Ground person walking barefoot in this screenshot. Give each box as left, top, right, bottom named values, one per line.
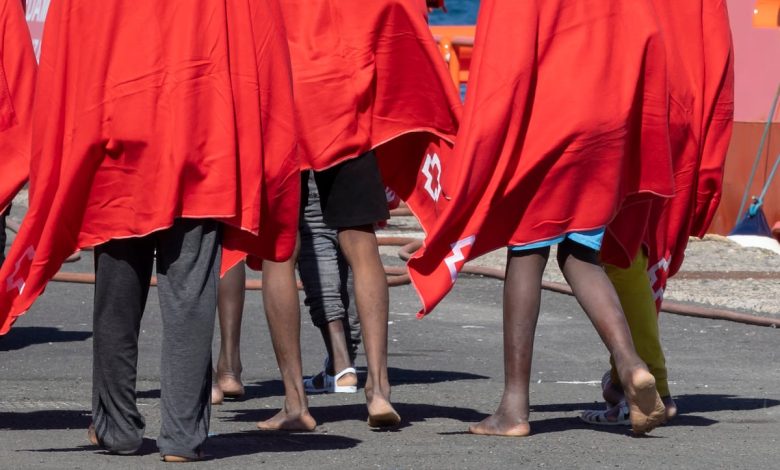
left=407, top=0, right=674, bottom=436
left=277, top=0, right=461, bottom=427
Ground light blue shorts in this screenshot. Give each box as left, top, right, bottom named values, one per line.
left=508, top=228, right=605, bottom=253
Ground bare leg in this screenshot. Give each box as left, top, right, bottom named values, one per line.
left=256, top=258, right=316, bottom=431
left=216, top=261, right=246, bottom=397
left=557, top=240, right=665, bottom=434
left=338, top=225, right=398, bottom=427
left=470, top=248, right=548, bottom=437
left=321, top=319, right=358, bottom=385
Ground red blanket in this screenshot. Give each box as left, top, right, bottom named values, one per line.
left=604, top=0, right=735, bottom=307
left=278, top=0, right=461, bottom=172
left=262, top=0, right=460, bottom=270
left=407, top=0, right=675, bottom=316
left=0, top=0, right=36, bottom=212
left=0, top=0, right=299, bottom=334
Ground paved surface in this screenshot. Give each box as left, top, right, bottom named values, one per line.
left=1, top=244, right=779, bottom=469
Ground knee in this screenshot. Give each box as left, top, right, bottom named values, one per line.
left=338, top=225, right=376, bottom=248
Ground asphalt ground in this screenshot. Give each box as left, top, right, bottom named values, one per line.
left=1, top=244, right=779, bottom=470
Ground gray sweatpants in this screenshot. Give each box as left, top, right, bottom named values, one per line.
left=298, top=172, right=361, bottom=361
left=92, top=218, right=219, bottom=458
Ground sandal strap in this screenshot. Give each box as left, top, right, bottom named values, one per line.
left=332, top=367, right=357, bottom=381
left=580, top=401, right=630, bottom=426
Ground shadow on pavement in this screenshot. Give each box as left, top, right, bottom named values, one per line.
left=385, top=366, right=489, bottom=384
left=179, top=366, right=490, bottom=404
left=205, top=431, right=361, bottom=459
left=674, top=394, right=780, bottom=413
left=29, top=438, right=158, bottom=456
left=138, top=379, right=287, bottom=402
left=530, top=393, right=780, bottom=415
left=225, top=402, right=489, bottom=430
left=136, top=388, right=162, bottom=399
left=437, top=412, right=718, bottom=437
left=529, top=414, right=717, bottom=437
left=0, top=410, right=91, bottom=430
left=506, top=393, right=780, bottom=435
left=29, top=433, right=360, bottom=461
left=0, top=327, right=92, bottom=352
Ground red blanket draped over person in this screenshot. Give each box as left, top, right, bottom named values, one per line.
left=0, top=0, right=300, bottom=334
left=407, top=0, right=676, bottom=316
left=0, top=0, right=36, bottom=213
left=276, top=0, right=461, bottom=229
left=602, top=0, right=735, bottom=307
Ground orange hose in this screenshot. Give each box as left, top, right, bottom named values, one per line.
left=8, top=218, right=779, bottom=327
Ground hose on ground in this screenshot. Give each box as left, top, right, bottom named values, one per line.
left=6, top=218, right=779, bottom=328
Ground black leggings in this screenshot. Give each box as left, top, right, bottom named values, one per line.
left=507, top=238, right=600, bottom=269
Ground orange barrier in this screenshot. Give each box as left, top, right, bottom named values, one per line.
left=754, top=0, right=780, bottom=28
left=430, top=25, right=475, bottom=86
left=709, top=122, right=780, bottom=234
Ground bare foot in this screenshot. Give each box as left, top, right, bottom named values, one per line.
left=87, top=423, right=139, bottom=455
left=256, top=408, right=317, bottom=431
left=624, top=369, right=666, bottom=434
left=366, top=396, right=401, bottom=427
left=367, top=407, right=401, bottom=428
left=87, top=424, right=99, bottom=446
left=216, top=371, right=244, bottom=397
left=162, top=453, right=205, bottom=463
left=662, top=395, right=677, bottom=421
left=211, top=384, right=224, bottom=405
left=468, top=413, right=530, bottom=437
left=365, top=380, right=400, bottom=428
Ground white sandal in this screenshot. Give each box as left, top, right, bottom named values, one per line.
left=579, top=401, right=630, bottom=426
left=303, top=359, right=358, bottom=394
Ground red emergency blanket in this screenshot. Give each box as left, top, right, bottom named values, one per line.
left=0, top=0, right=299, bottom=334
left=407, top=0, right=675, bottom=316
left=603, top=0, right=735, bottom=307
left=278, top=0, right=461, bottom=170
left=266, top=0, right=461, bottom=272
left=0, top=0, right=36, bottom=212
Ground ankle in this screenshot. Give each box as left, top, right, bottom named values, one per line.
left=283, top=399, right=309, bottom=417
left=336, top=371, right=358, bottom=387
left=614, top=359, right=647, bottom=385
left=217, top=355, right=242, bottom=375
left=329, top=359, right=352, bottom=376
